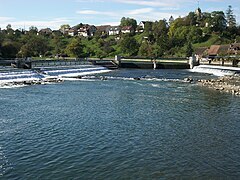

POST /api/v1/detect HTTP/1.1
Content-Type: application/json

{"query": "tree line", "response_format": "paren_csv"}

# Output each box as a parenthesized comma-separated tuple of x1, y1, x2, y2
(0, 5, 239, 59)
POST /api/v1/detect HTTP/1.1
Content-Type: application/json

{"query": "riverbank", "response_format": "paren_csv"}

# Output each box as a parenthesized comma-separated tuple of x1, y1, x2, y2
(197, 75, 240, 96)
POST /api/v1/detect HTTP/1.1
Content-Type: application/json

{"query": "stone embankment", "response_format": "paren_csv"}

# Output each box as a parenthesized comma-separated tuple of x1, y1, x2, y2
(0, 78, 63, 88)
(197, 75, 240, 96)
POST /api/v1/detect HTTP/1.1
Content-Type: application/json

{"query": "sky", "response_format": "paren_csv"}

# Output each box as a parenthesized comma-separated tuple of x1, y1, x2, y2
(0, 0, 239, 30)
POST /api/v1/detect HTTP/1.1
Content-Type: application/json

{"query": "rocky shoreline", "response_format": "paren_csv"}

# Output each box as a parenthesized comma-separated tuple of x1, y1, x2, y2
(0, 77, 63, 88)
(197, 75, 240, 96)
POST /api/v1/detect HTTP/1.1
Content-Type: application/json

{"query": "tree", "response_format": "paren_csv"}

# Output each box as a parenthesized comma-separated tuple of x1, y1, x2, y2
(18, 35, 49, 57)
(6, 24, 12, 31)
(5, 24, 14, 35)
(168, 17, 186, 38)
(188, 26, 203, 43)
(51, 36, 68, 55)
(65, 38, 86, 58)
(186, 12, 197, 26)
(143, 22, 153, 37)
(28, 26, 38, 35)
(152, 43, 163, 58)
(119, 35, 139, 56)
(226, 5, 236, 28)
(210, 11, 227, 32)
(1, 41, 20, 58)
(60, 24, 71, 34)
(0, 33, 3, 57)
(185, 41, 193, 57)
(120, 17, 137, 31)
(94, 39, 115, 59)
(138, 41, 153, 57)
(153, 20, 169, 54)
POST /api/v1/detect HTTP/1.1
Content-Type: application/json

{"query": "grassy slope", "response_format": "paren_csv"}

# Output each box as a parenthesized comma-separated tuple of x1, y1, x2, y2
(193, 34, 232, 48)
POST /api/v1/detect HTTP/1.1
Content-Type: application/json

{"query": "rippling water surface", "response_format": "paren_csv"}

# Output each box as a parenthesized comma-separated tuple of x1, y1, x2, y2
(0, 69, 240, 179)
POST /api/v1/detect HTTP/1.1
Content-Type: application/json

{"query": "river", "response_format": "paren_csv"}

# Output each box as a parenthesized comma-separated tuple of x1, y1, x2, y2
(0, 67, 240, 179)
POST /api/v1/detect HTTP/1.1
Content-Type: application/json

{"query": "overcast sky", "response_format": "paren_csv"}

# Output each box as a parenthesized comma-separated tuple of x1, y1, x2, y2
(0, 0, 239, 30)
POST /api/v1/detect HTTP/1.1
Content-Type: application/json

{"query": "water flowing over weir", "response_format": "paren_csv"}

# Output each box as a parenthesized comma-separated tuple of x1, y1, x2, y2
(191, 65, 240, 76)
(0, 65, 111, 88)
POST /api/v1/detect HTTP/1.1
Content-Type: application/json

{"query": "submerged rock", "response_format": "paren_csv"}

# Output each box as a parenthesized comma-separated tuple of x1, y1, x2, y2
(133, 77, 141, 80)
(184, 77, 193, 83)
(100, 76, 107, 80)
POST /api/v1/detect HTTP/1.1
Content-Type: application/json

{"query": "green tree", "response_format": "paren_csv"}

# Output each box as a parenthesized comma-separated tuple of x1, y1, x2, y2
(152, 20, 169, 54)
(51, 36, 68, 55)
(226, 5, 236, 28)
(65, 38, 86, 58)
(1, 41, 20, 58)
(188, 26, 203, 43)
(94, 39, 114, 59)
(143, 22, 153, 37)
(186, 12, 197, 26)
(185, 41, 193, 57)
(60, 24, 71, 34)
(168, 17, 186, 38)
(210, 11, 227, 32)
(152, 43, 163, 58)
(5, 24, 14, 35)
(18, 35, 49, 57)
(119, 35, 139, 56)
(120, 17, 137, 31)
(138, 41, 153, 57)
(0, 33, 3, 57)
(28, 26, 38, 35)
(6, 24, 12, 31)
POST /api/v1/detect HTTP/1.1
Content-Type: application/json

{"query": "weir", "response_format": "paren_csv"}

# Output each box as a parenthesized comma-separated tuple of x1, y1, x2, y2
(3, 56, 238, 70)
(88, 57, 190, 69)
(0, 57, 197, 70)
(31, 59, 90, 68)
(192, 65, 240, 76)
(0, 58, 91, 69)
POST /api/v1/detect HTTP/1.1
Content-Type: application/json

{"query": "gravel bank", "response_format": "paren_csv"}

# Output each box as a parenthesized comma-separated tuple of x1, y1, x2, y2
(197, 75, 240, 96)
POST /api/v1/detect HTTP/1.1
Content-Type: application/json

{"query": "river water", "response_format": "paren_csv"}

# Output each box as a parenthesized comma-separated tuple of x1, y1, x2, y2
(0, 67, 240, 179)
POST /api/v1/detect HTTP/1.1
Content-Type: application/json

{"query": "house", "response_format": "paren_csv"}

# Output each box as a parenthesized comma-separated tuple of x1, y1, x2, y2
(121, 26, 134, 34)
(68, 29, 77, 36)
(52, 30, 63, 36)
(78, 25, 97, 37)
(39, 28, 52, 35)
(96, 25, 111, 36)
(208, 44, 236, 58)
(194, 47, 209, 61)
(60, 26, 71, 35)
(138, 21, 153, 32)
(109, 26, 121, 36)
(229, 43, 240, 55)
(88, 25, 97, 36)
(78, 29, 88, 37)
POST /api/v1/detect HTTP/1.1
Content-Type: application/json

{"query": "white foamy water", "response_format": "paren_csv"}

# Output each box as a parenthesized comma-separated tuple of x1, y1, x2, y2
(191, 65, 240, 76)
(0, 66, 111, 88)
(58, 69, 111, 78)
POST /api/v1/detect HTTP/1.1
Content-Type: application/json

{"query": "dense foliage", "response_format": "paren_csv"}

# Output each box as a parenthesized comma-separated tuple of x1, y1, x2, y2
(0, 6, 239, 59)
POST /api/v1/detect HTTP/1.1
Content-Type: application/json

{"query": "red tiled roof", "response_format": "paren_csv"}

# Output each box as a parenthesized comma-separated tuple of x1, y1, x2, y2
(208, 45, 221, 55)
(121, 26, 133, 30)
